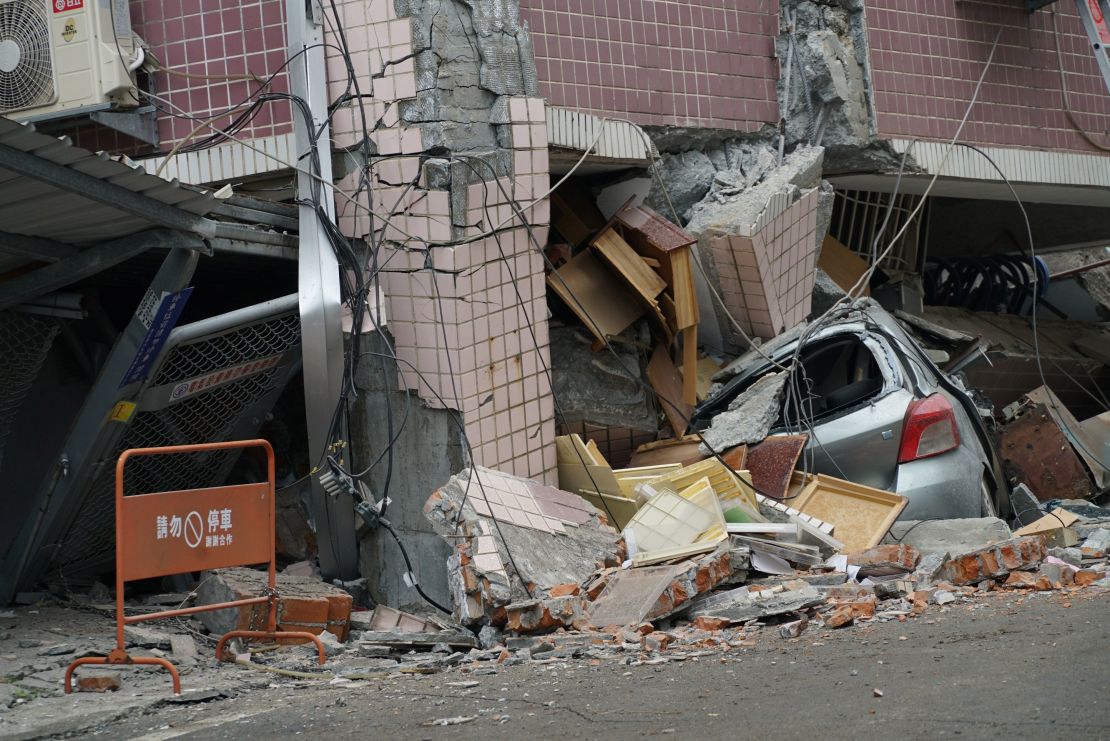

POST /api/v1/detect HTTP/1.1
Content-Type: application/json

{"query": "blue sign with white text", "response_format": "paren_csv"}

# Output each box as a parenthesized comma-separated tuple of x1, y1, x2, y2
(119, 287, 194, 388)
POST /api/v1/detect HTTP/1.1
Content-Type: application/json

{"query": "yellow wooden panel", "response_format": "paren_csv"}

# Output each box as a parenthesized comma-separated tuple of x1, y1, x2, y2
(592, 228, 668, 301)
(791, 474, 908, 554)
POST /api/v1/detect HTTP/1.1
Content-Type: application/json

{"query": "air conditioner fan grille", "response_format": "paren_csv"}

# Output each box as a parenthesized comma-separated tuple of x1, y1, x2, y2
(0, 0, 54, 113)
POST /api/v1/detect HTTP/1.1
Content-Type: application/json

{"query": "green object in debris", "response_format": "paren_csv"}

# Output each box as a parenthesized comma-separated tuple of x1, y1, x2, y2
(724, 506, 754, 524)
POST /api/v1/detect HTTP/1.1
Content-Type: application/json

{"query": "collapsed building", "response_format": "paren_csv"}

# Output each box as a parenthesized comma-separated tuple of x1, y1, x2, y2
(0, 0, 1107, 629)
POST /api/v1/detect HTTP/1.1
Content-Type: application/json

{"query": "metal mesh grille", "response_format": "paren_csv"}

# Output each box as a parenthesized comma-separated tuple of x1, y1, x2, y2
(52, 311, 300, 574)
(0, 311, 60, 473)
(151, 313, 300, 385)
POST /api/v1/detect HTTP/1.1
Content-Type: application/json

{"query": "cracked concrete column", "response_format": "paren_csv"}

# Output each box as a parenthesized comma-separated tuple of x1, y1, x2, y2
(328, 0, 555, 607)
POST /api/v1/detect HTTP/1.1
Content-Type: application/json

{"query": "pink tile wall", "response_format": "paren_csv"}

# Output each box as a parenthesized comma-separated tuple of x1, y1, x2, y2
(520, 0, 779, 131)
(708, 189, 818, 340)
(130, 0, 294, 147)
(867, 0, 1110, 153)
(328, 0, 556, 482)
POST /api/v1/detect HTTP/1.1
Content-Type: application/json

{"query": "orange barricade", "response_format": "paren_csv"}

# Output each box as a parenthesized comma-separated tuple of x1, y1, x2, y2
(64, 439, 325, 696)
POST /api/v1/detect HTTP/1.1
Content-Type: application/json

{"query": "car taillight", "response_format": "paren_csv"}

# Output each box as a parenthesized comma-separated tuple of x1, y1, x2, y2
(898, 393, 961, 464)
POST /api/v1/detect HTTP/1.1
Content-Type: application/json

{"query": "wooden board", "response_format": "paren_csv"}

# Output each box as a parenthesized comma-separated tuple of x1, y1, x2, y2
(577, 490, 640, 530)
(551, 189, 606, 247)
(547, 250, 645, 344)
(592, 228, 668, 301)
(681, 356, 722, 402)
(720, 444, 748, 471)
(647, 344, 692, 435)
(669, 248, 699, 330)
(819, 235, 870, 296)
(556, 434, 622, 497)
(628, 436, 706, 467)
(791, 474, 908, 554)
(681, 326, 698, 406)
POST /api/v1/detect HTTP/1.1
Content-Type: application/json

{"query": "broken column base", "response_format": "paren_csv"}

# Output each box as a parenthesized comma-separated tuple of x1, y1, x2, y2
(195, 567, 353, 641)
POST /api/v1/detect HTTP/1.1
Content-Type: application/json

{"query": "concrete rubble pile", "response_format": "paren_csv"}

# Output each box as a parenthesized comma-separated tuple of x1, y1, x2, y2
(408, 449, 1110, 653)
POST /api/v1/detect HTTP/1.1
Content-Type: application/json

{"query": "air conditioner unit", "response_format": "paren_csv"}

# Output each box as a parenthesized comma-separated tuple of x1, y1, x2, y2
(0, 0, 138, 119)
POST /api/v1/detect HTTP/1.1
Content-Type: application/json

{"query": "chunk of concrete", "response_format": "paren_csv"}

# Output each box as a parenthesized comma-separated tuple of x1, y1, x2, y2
(685, 146, 825, 236)
(941, 536, 1047, 586)
(550, 326, 657, 434)
(195, 567, 353, 640)
(886, 518, 1012, 557)
(685, 581, 822, 623)
(643, 149, 717, 220)
(1080, 529, 1110, 558)
(698, 371, 788, 455)
(424, 467, 622, 628)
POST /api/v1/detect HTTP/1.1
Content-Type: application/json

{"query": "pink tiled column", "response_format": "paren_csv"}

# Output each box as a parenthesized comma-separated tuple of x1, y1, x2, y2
(326, 0, 555, 483)
(706, 189, 819, 341)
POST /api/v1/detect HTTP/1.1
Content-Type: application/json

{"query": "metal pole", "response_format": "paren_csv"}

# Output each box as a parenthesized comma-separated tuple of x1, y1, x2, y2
(285, 0, 358, 579)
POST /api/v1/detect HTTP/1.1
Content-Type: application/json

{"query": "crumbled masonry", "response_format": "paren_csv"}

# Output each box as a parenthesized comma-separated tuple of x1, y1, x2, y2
(423, 467, 623, 629)
(196, 567, 353, 640)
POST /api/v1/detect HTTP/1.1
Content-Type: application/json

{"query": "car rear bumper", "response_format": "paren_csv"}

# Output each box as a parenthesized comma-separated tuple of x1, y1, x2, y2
(893, 443, 985, 520)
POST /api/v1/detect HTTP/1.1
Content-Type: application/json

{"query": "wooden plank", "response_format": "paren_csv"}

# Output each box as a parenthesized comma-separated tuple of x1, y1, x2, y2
(647, 344, 692, 435)
(720, 444, 748, 471)
(791, 474, 908, 554)
(592, 228, 668, 301)
(547, 250, 645, 344)
(551, 189, 606, 247)
(628, 436, 706, 467)
(681, 325, 698, 406)
(576, 490, 640, 530)
(669, 248, 699, 329)
(819, 235, 870, 296)
(659, 292, 677, 331)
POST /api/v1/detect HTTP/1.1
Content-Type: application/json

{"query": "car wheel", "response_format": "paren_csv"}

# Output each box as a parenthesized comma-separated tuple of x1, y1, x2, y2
(980, 476, 998, 518)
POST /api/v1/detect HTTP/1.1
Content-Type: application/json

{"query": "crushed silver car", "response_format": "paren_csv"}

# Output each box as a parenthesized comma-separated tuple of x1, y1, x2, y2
(691, 300, 1010, 520)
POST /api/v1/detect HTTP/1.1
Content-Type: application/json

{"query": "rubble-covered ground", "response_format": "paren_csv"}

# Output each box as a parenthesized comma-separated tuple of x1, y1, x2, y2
(3, 589, 1108, 739)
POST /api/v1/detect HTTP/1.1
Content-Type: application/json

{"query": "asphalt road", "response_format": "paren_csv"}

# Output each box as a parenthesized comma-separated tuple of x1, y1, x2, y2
(80, 589, 1110, 741)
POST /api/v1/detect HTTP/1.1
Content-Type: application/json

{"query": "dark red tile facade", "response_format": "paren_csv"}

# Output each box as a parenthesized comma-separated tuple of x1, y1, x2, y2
(867, 0, 1110, 153)
(131, 0, 293, 148)
(520, 0, 779, 131)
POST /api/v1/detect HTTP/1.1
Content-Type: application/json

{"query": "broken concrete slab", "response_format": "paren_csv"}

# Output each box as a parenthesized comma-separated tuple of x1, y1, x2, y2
(685, 581, 822, 623)
(1080, 529, 1110, 559)
(698, 371, 787, 455)
(941, 537, 1048, 586)
(886, 518, 1012, 557)
(551, 326, 658, 436)
(847, 544, 920, 577)
(424, 467, 623, 628)
(355, 630, 477, 650)
(586, 546, 737, 628)
(685, 146, 824, 237)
